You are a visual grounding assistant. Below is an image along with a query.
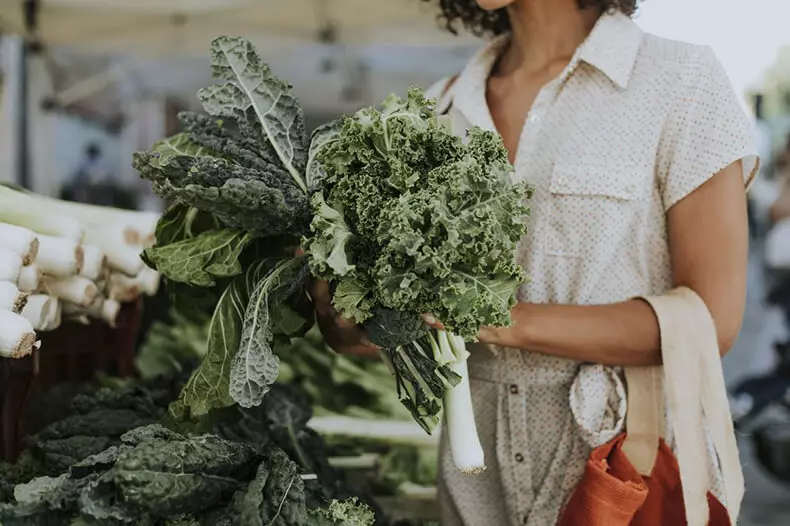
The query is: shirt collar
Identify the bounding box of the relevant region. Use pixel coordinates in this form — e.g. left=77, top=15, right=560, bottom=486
left=578, top=11, right=643, bottom=89
left=450, top=12, right=643, bottom=128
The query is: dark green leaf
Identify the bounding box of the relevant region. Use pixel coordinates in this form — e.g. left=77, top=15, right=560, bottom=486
left=144, top=229, right=253, bottom=287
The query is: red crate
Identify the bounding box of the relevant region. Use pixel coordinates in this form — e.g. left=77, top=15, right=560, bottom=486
left=0, top=300, right=142, bottom=462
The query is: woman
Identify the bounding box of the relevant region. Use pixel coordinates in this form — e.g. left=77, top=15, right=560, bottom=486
left=310, top=0, right=758, bottom=524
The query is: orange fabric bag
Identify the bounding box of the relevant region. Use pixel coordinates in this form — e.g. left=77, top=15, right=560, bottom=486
left=558, top=288, right=744, bottom=526
left=557, top=434, right=730, bottom=526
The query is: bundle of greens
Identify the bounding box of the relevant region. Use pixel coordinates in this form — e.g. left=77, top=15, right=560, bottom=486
left=134, top=36, right=530, bottom=475
left=0, top=424, right=374, bottom=525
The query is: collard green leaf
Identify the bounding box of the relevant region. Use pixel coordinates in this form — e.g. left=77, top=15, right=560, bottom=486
left=169, top=260, right=282, bottom=421
left=199, top=36, right=308, bottom=193
left=230, top=257, right=308, bottom=408
left=143, top=229, right=253, bottom=287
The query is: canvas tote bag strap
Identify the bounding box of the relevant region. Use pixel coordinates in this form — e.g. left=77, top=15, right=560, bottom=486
left=681, top=288, right=744, bottom=521
left=624, top=287, right=743, bottom=526
left=622, top=365, right=664, bottom=476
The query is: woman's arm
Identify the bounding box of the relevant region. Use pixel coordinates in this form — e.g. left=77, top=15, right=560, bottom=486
left=475, top=161, right=750, bottom=366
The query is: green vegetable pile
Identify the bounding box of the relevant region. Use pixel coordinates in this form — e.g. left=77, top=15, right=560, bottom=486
left=133, top=36, right=531, bottom=475
left=0, top=369, right=378, bottom=524
left=0, top=424, right=372, bottom=526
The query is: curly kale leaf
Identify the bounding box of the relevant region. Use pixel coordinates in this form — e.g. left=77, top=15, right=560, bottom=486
left=306, top=90, right=530, bottom=340
left=231, top=257, right=309, bottom=408
left=307, top=497, right=375, bottom=526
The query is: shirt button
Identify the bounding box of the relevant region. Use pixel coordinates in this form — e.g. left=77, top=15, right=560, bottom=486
left=515, top=452, right=525, bottom=462
left=529, top=113, right=540, bottom=124
left=509, top=384, right=519, bottom=394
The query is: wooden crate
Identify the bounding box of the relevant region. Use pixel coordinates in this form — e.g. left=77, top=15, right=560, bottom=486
left=0, top=300, right=142, bottom=462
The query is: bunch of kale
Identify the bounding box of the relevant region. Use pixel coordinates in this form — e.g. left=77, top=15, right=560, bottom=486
left=133, top=35, right=530, bottom=444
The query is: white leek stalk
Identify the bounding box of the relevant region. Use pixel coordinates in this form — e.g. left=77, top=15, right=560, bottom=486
left=17, top=265, right=41, bottom=293
left=107, top=244, right=144, bottom=277
left=137, top=267, right=161, bottom=296
left=0, top=247, right=23, bottom=283
left=42, top=275, right=97, bottom=307
left=36, top=235, right=84, bottom=276
left=0, top=309, right=37, bottom=358
left=84, top=223, right=141, bottom=249
left=79, top=245, right=106, bottom=281
left=0, top=202, right=84, bottom=241
left=0, top=186, right=158, bottom=240
left=0, top=223, right=39, bottom=265
left=0, top=281, right=27, bottom=313
left=21, top=295, right=54, bottom=331
left=439, top=331, right=485, bottom=475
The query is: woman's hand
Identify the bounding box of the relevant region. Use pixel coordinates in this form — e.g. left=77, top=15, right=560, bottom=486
left=422, top=312, right=516, bottom=347
left=308, top=278, right=381, bottom=358
left=421, top=313, right=445, bottom=330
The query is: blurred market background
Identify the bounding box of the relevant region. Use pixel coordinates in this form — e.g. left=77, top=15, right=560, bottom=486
left=2, top=1, right=790, bottom=525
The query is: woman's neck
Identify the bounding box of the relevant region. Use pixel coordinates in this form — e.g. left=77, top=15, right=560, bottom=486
left=497, top=0, right=602, bottom=76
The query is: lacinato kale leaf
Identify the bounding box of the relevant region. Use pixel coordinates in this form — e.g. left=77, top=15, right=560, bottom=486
left=231, top=257, right=309, bottom=408
left=0, top=423, right=374, bottom=526
left=169, top=258, right=282, bottom=420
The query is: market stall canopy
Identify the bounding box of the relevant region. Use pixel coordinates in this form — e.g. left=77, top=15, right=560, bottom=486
left=0, top=0, right=476, bottom=57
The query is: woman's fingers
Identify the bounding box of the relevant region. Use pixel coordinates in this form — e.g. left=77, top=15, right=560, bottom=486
left=422, top=313, right=445, bottom=330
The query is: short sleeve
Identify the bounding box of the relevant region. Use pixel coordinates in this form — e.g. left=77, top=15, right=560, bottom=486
left=656, top=46, right=759, bottom=211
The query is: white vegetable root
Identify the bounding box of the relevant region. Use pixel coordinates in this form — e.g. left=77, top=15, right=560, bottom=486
left=0, top=309, right=37, bottom=358
left=79, top=245, right=106, bottom=281
left=36, top=235, right=84, bottom=276
left=0, top=223, right=39, bottom=265
left=42, top=275, right=97, bottom=307
left=16, top=265, right=41, bottom=293
left=0, top=281, right=28, bottom=313
left=20, top=294, right=54, bottom=331
left=105, top=243, right=144, bottom=277
left=0, top=247, right=23, bottom=283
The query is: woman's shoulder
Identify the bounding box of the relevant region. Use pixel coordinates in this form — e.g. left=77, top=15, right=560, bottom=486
left=636, top=34, right=728, bottom=90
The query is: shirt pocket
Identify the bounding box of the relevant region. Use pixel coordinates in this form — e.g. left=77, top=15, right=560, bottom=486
left=544, top=162, right=646, bottom=258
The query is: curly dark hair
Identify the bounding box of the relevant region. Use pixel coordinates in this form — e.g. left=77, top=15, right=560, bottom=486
left=428, top=0, right=639, bottom=36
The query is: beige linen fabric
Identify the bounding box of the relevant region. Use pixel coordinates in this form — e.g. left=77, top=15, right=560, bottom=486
left=427, top=12, right=759, bottom=526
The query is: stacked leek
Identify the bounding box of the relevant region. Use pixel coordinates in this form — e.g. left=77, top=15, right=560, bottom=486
left=0, top=186, right=161, bottom=358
